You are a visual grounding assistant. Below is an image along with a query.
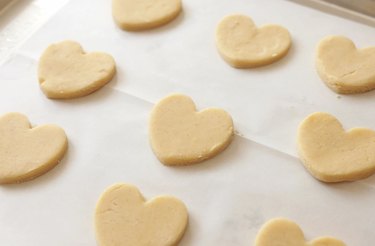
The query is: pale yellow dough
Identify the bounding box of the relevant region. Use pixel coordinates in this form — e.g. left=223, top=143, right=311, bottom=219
left=95, top=183, right=188, bottom=246
left=316, top=36, right=375, bottom=94
left=255, top=218, right=346, bottom=246
left=38, top=40, right=116, bottom=99
left=149, top=93, right=234, bottom=166
left=0, top=113, right=68, bottom=184
left=112, top=0, right=182, bottom=31
left=216, top=14, right=291, bottom=68
left=297, top=112, right=375, bottom=182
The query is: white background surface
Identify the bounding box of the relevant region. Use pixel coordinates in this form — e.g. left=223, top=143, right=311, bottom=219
left=1, top=0, right=375, bottom=245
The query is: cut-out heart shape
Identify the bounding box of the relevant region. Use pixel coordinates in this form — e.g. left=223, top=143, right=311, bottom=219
left=38, top=40, right=116, bottom=99
left=149, top=93, right=234, bottom=165
left=297, top=112, right=375, bottom=182
left=316, top=36, right=375, bottom=94
left=216, top=14, right=291, bottom=68
left=112, top=0, right=182, bottom=31
left=95, top=183, right=188, bottom=246
left=255, top=218, right=346, bottom=246
left=0, top=113, right=68, bottom=184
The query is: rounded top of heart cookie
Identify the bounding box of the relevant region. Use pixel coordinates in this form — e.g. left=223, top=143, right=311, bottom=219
left=112, top=0, right=182, bottom=31
left=0, top=112, right=68, bottom=184
left=149, top=93, right=234, bottom=165
left=216, top=14, right=291, bottom=68
left=38, top=40, right=116, bottom=99
left=95, top=183, right=188, bottom=246
left=316, top=35, right=375, bottom=94
left=255, top=218, right=346, bottom=246
left=297, top=112, right=375, bottom=182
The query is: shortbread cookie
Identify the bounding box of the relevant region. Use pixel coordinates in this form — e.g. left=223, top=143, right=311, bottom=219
left=297, top=112, right=375, bottom=182
left=0, top=113, right=68, bottom=184
left=38, top=40, right=116, bottom=99
left=255, top=218, right=346, bottom=246
left=95, top=183, right=188, bottom=246
left=316, top=36, right=375, bottom=94
left=216, top=14, right=291, bottom=68
left=149, top=93, right=234, bottom=166
left=112, top=0, right=182, bottom=31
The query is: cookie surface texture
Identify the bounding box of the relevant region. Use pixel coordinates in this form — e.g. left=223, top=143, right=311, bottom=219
left=297, top=112, right=375, bottom=182
left=216, top=14, right=291, bottom=68
left=316, top=36, right=375, bottom=94
left=95, top=183, right=188, bottom=246
left=38, top=40, right=116, bottom=99
left=255, top=218, right=346, bottom=246
left=0, top=113, right=68, bottom=184
left=112, top=0, right=182, bottom=31
left=149, top=93, right=234, bottom=166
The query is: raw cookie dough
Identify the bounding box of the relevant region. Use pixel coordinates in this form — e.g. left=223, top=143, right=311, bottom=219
left=0, top=113, right=68, bottom=184
left=149, top=93, right=234, bottom=166
left=255, top=218, right=346, bottom=246
left=215, top=14, right=291, bottom=68
left=95, top=183, right=188, bottom=246
left=38, top=40, right=116, bottom=99
left=112, top=0, right=182, bottom=31
left=316, top=36, right=375, bottom=94
left=297, top=112, right=375, bottom=182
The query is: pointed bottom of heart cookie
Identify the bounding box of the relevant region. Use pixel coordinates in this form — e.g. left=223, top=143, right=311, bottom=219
left=112, top=0, right=182, bottom=31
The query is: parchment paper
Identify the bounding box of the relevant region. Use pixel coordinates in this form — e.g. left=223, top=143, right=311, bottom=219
left=1, top=0, right=375, bottom=245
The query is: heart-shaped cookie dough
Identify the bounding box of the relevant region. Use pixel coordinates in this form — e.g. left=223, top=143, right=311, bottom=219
left=297, top=112, right=375, bottom=182
left=0, top=113, right=68, bottom=184
left=255, top=218, right=346, bottom=246
left=95, top=183, right=188, bottom=246
left=149, top=93, right=234, bottom=166
left=316, top=36, right=375, bottom=94
left=112, top=0, right=182, bottom=31
left=38, top=40, right=116, bottom=99
left=216, top=14, right=291, bottom=68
